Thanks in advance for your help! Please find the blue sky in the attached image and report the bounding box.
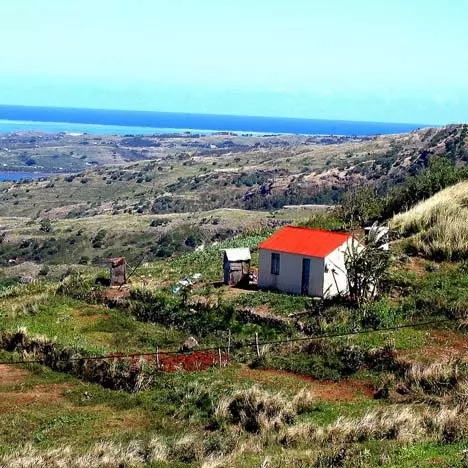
[0,0,467,124]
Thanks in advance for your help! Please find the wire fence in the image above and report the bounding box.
[0,317,458,367]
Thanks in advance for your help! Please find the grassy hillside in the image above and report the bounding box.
[0,125,466,466]
[0,124,466,221]
[0,206,331,267]
[0,234,466,466]
[391,181,468,260]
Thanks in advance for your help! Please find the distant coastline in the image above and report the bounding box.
[0,105,429,136]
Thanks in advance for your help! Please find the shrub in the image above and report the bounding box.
[39,218,53,233]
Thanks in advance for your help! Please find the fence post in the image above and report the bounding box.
[227,329,231,357]
[255,332,261,358]
[218,348,222,367]
[156,346,160,369]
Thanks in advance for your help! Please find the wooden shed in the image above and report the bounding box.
[107,257,126,286]
[223,248,251,286]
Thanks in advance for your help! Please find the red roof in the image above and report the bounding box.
[258,226,352,258]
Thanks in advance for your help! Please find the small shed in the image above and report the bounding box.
[223,248,251,286]
[107,257,126,286]
[258,226,365,298]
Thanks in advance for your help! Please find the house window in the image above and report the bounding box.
[271,253,280,275]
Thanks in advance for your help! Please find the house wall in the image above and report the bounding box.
[322,238,364,298]
[258,249,324,296]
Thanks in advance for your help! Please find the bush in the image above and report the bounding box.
[360,298,398,329]
[39,218,53,233]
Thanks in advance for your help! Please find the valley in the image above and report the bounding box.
[0,124,466,467]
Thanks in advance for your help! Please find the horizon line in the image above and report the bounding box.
[0,103,436,129]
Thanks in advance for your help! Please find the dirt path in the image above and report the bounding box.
[239,367,374,402]
[0,364,28,385]
[399,329,468,362]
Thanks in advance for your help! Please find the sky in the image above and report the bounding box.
[0,0,467,124]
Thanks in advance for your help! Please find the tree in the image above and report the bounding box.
[340,187,382,228]
[345,232,392,306]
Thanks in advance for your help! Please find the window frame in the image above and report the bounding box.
[271,252,280,275]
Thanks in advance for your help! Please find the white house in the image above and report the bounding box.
[258,226,363,298]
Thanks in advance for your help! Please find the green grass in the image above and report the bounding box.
[0,294,183,354]
[232,290,312,316]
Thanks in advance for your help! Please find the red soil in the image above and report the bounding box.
[153,350,229,372]
[0,370,73,413]
[0,364,28,385]
[106,350,229,373]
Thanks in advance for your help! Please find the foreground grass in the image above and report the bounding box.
[0,359,466,467]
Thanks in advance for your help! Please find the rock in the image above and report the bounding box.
[426,263,440,272]
[179,336,199,352]
[19,276,35,284]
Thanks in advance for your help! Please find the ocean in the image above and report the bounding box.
[0,105,427,136]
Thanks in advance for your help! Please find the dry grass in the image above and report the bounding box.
[392,359,468,407]
[214,386,296,433]
[280,404,468,448]
[391,181,468,259]
[0,439,167,468]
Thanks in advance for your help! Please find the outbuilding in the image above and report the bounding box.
[223,248,251,286]
[107,257,126,286]
[258,226,363,298]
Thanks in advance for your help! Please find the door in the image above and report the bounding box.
[301,258,311,295]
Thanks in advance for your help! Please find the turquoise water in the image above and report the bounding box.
[0,172,48,181]
[0,119,215,136]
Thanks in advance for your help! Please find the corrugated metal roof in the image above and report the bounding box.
[258,226,353,258]
[223,248,251,262]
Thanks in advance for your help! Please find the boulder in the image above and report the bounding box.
[179,336,199,352]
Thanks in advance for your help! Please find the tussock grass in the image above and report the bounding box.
[393,359,468,406]
[0,439,168,467]
[214,386,296,433]
[280,404,468,447]
[0,432,240,467]
[391,181,468,260]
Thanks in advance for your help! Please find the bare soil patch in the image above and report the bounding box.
[155,350,229,372]
[0,364,28,385]
[0,382,74,413]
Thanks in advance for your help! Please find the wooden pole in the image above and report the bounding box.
[255,332,260,357]
[156,346,160,369]
[227,329,231,356]
[218,348,222,367]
